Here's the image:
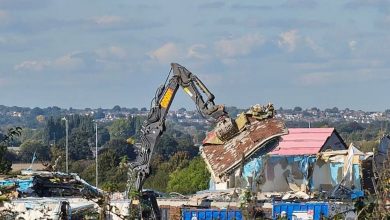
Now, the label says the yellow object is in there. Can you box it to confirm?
[132,200,140,205]
[183,87,193,97]
[235,112,248,131]
[160,88,174,108]
[127,137,135,145]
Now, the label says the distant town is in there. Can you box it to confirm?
[1,105,389,128]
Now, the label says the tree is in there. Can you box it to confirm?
[167,157,210,194]
[103,138,136,160]
[19,140,50,162]
[0,127,22,174]
[112,105,121,112]
[155,127,198,159]
[144,152,190,192]
[337,121,364,133]
[293,106,302,112]
[68,129,93,160]
[108,116,144,140]
[108,119,133,140]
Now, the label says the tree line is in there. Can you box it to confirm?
[0,114,210,195]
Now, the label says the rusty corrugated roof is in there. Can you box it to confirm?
[201,118,288,179]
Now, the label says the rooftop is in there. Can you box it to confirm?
[201,118,288,180]
[270,128,337,156]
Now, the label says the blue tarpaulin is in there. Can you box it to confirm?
[0,178,33,192]
[242,157,263,182]
[329,163,343,185]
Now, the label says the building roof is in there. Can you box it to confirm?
[201,118,288,180]
[270,128,337,156]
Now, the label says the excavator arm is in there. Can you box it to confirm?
[127,63,236,219]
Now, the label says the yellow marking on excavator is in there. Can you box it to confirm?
[160,88,174,108]
[183,87,193,97]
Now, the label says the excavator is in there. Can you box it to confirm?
[126,63,241,219]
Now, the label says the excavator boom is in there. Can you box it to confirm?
[127,63,236,219]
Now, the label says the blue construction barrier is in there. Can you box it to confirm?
[273,202,328,220]
[182,208,243,220]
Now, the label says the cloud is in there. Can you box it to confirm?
[90,16,122,26]
[375,15,390,28]
[86,15,163,31]
[135,4,159,10]
[1,17,77,34]
[348,40,357,51]
[296,66,390,87]
[0,10,8,23]
[0,0,51,10]
[14,46,128,73]
[245,18,330,29]
[230,3,272,10]
[281,0,318,8]
[304,37,326,56]
[148,43,181,63]
[198,2,225,9]
[215,17,239,26]
[52,53,85,70]
[344,0,390,12]
[14,60,50,71]
[0,78,7,86]
[214,33,265,58]
[278,30,299,52]
[187,44,210,60]
[95,46,127,60]
[297,72,333,86]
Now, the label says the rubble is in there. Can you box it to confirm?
[202,117,288,183]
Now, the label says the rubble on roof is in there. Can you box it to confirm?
[201,103,288,181]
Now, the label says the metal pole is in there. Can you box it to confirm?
[65,118,69,173]
[95,121,98,188]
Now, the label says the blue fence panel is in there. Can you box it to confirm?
[272,202,328,220]
[182,209,243,220]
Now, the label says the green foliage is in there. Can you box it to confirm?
[101,182,125,192]
[57,129,92,160]
[0,143,12,174]
[337,121,364,133]
[155,126,198,159]
[108,116,144,140]
[103,138,136,160]
[0,127,22,174]
[144,152,190,192]
[70,160,94,174]
[293,106,302,112]
[18,128,45,143]
[167,157,210,194]
[19,140,50,162]
[81,140,135,189]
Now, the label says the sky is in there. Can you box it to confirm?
[0,0,389,111]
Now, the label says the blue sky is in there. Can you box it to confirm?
[0,0,389,111]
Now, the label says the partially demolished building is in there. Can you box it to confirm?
[201,123,371,200]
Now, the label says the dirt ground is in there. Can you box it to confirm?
[11,163,46,171]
